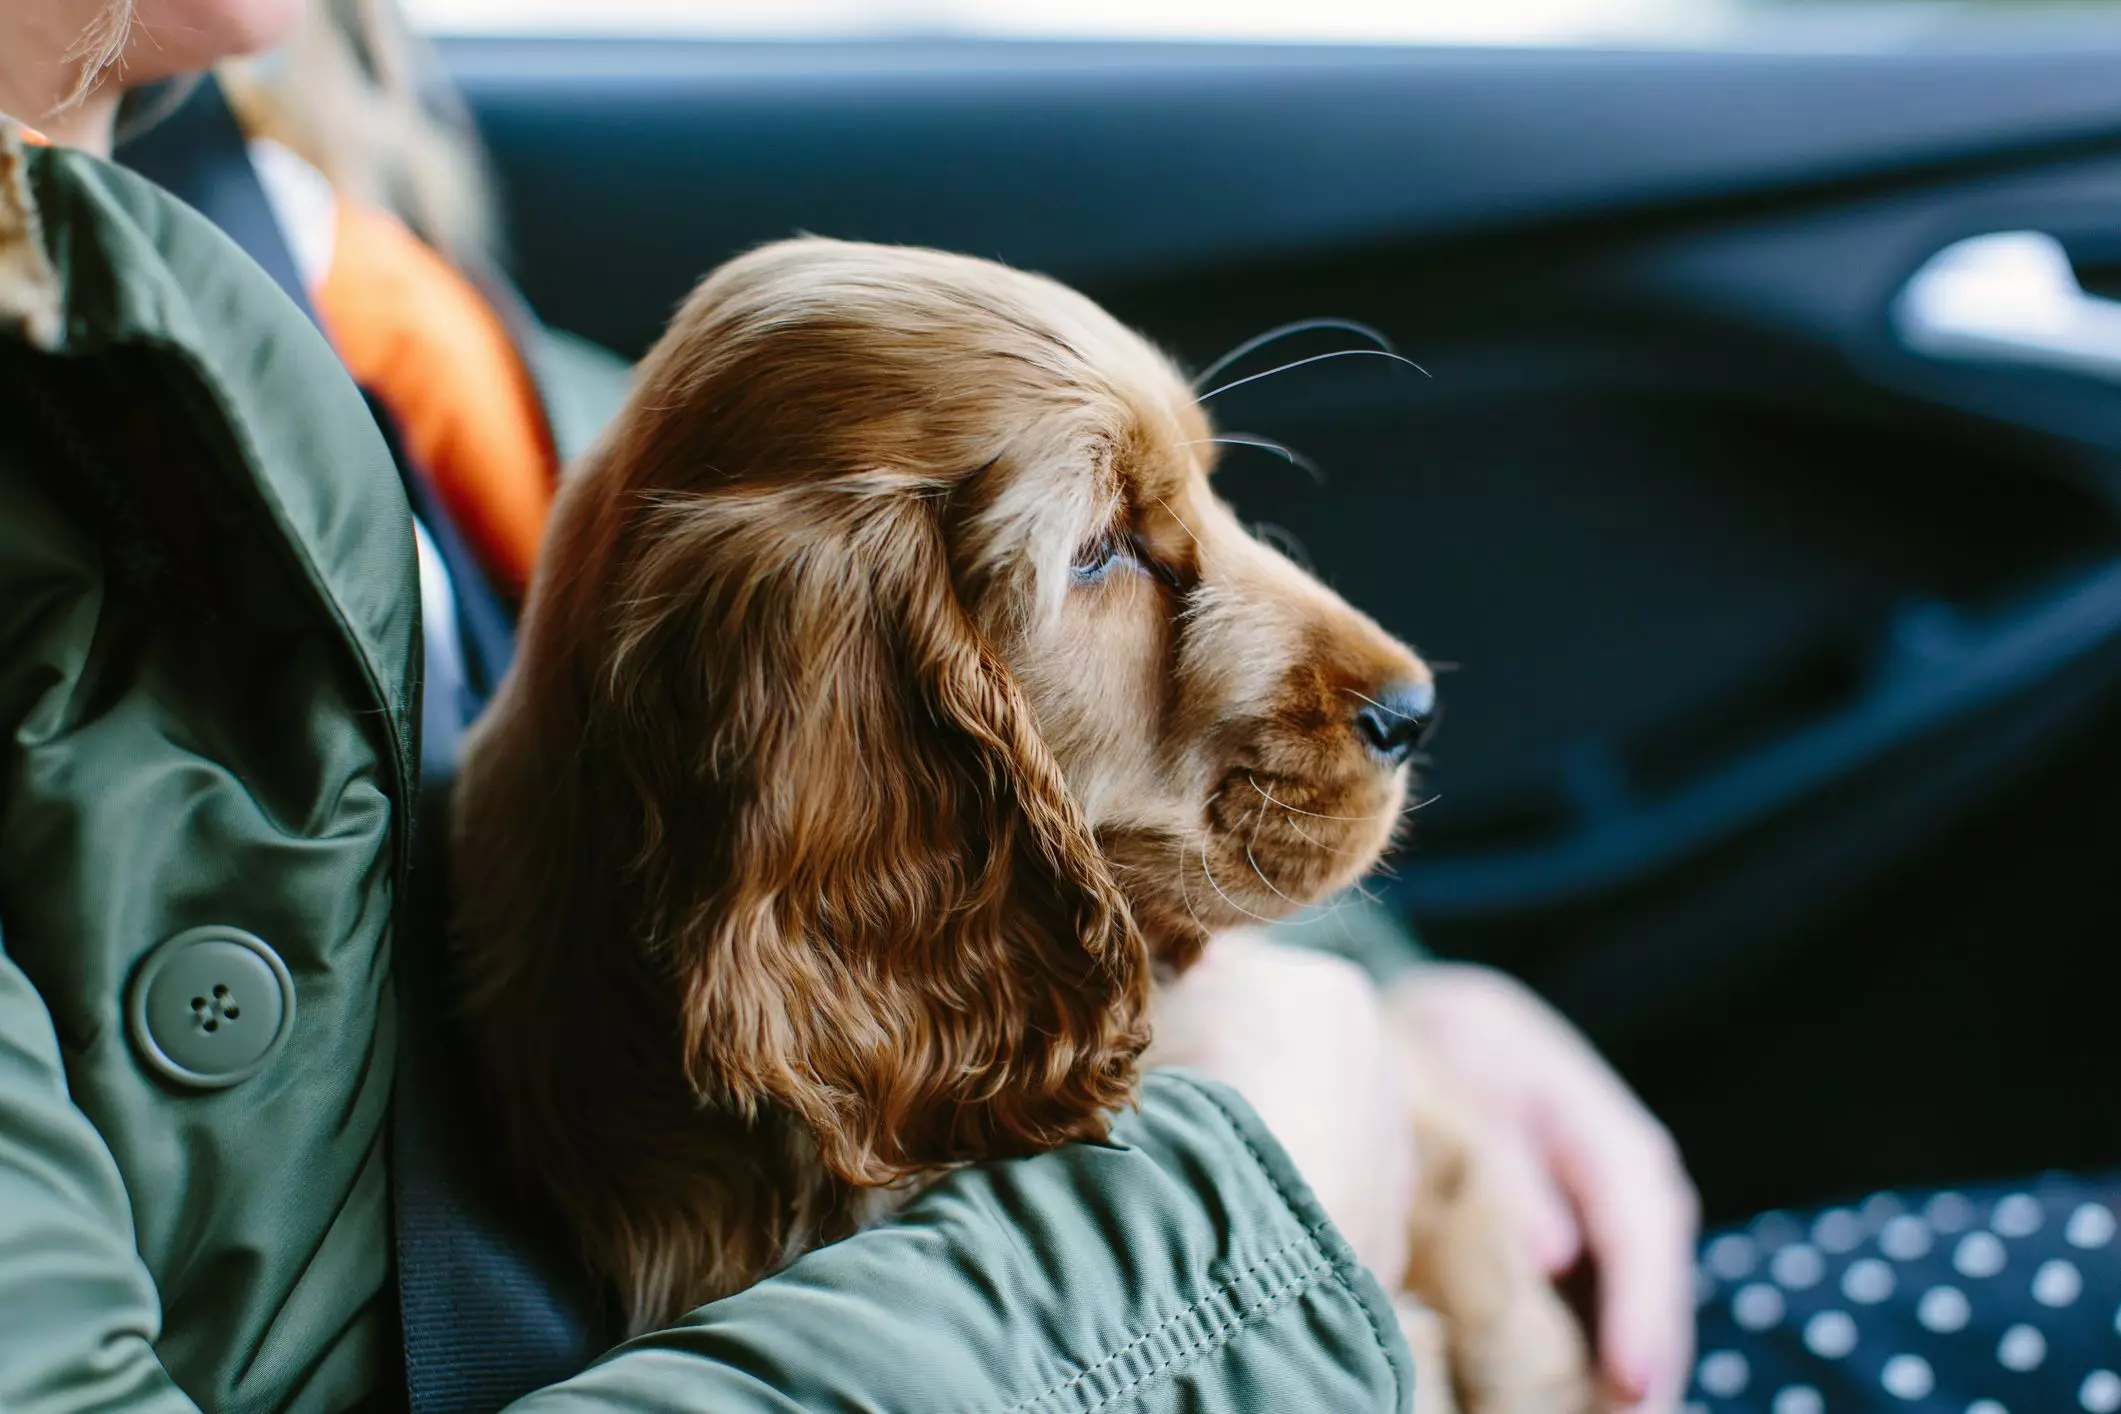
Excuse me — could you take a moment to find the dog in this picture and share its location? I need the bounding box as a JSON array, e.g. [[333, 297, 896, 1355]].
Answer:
[[450, 237, 1597, 1412]]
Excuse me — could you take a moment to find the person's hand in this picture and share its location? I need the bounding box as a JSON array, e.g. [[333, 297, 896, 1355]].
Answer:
[[1146, 929, 1419, 1284], [1384, 963, 1699, 1414]]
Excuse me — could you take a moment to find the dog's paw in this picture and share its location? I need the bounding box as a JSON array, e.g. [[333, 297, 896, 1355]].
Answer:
[[1446, 1279, 1602, 1414]]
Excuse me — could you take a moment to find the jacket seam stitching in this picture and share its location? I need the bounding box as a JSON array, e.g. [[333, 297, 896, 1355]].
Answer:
[[1004, 1233, 1321, 1413], [1005, 1073, 1410, 1414], [1172, 1076, 1409, 1412], [1072, 1256, 1334, 1414]]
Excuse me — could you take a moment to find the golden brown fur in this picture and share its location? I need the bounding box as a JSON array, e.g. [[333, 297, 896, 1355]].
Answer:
[[453, 238, 1590, 1408], [0, 130, 61, 349], [1396, 1032, 1600, 1413]]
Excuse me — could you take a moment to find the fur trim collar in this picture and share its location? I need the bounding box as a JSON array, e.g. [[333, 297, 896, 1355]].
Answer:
[[0, 129, 62, 349]]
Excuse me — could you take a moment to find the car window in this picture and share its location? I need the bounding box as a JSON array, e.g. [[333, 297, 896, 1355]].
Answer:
[[403, 0, 2114, 49]]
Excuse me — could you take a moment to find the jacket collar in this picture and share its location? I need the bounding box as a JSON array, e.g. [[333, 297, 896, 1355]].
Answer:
[[0, 136, 420, 836]]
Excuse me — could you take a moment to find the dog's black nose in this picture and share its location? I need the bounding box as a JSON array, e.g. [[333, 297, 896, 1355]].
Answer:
[[1354, 678, 1436, 764]]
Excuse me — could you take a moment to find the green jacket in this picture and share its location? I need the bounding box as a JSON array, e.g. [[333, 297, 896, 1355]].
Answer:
[[0, 138, 1412, 1413]]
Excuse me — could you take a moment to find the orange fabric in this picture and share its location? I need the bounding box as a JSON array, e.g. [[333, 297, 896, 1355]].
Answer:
[[314, 199, 553, 595], [18, 128, 49, 147]]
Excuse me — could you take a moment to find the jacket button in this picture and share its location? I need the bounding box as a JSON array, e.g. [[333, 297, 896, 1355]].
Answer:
[[127, 927, 296, 1089]]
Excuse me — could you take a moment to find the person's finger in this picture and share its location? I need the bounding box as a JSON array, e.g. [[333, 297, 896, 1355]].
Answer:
[[1483, 1124, 1583, 1275], [1547, 1089, 1698, 1411]]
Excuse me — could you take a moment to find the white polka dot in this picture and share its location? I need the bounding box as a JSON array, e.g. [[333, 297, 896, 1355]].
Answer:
[[1773, 1243, 1827, 1290], [1683, 1404, 1710, 1414], [2068, 1203, 2117, 1251], [1773, 1385, 1825, 1414], [1753, 1209, 1805, 1249], [1733, 1282, 1785, 1331], [1968, 1402, 2010, 1414], [1844, 1257, 1897, 1304], [1882, 1353, 1935, 1400], [1881, 1214, 1934, 1262], [1993, 1193, 2044, 1239], [1814, 1206, 1864, 1254], [1956, 1231, 2008, 1279], [2114, 1301, 2121, 1337], [1927, 1191, 1976, 1232], [2034, 1258, 2083, 1308], [1694, 1265, 1717, 1309], [1863, 1190, 1908, 1228], [1997, 1322, 2047, 1372], [1804, 1310, 1859, 1359], [2084, 1371, 2121, 1414], [1706, 1232, 1758, 1281], [1698, 1350, 1750, 1399], [1918, 1285, 1972, 1334]]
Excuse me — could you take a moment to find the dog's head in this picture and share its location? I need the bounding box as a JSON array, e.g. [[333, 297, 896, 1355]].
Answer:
[[457, 237, 1429, 1305]]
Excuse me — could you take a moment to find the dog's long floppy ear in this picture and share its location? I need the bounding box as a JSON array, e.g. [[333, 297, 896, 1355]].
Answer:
[[592, 469, 1153, 1185], [456, 238, 1163, 1322]]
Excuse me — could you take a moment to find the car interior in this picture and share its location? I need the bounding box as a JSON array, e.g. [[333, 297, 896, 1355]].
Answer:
[[433, 14, 2121, 1229]]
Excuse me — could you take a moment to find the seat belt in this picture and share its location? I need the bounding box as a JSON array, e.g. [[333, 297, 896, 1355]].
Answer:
[[116, 76, 610, 1412]]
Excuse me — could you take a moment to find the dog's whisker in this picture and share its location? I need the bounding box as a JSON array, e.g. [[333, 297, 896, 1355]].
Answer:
[[1266, 882, 1365, 934], [1191, 317, 1399, 391], [1283, 897, 1346, 926], [1248, 774, 1373, 822], [1199, 837, 1280, 925], [1251, 522, 1314, 572], [1346, 687, 1427, 722], [1244, 842, 1301, 906], [1195, 349, 1430, 404], [1173, 834, 1212, 938], [1273, 811, 1368, 858], [1151, 494, 1204, 551], [1184, 435, 1325, 484]]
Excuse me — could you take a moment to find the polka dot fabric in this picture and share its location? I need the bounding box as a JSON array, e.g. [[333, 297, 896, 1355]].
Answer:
[[1689, 1177, 2121, 1412]]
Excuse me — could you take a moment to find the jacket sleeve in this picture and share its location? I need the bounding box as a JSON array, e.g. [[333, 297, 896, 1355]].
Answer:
[[0, 931, 198, 1414], [507, 1072, 1412, 1414]]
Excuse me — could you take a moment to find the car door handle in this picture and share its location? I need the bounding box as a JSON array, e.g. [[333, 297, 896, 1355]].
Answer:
[[1896, 230, 2121, 383]]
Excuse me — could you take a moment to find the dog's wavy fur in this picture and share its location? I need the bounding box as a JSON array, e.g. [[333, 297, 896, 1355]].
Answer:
[[452, 237, 1430, 1333]]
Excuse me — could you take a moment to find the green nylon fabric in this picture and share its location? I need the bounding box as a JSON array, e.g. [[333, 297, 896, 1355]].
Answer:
[[0, 145, 415, 1414], [0, 146, 1411, 1413], [517, 1071, 1409, 1414]]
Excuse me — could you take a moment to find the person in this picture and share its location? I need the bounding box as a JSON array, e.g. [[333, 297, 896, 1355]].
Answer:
[[0, 2, 1697, 1409]]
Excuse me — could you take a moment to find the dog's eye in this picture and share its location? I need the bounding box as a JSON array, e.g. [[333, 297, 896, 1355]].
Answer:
[[1071, 535, 1135, 585]]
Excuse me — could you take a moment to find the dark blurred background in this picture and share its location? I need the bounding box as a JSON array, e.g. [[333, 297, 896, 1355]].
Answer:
[[419, 0, 2121, 1224]]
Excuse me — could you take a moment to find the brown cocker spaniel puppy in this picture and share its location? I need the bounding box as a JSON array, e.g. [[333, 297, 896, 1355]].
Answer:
[[451, 238, 1596, 1412]]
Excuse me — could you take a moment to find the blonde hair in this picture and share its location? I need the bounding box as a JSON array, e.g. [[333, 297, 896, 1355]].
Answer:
[[224, 0, 495, 264], [65, 0, 137, 107]]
